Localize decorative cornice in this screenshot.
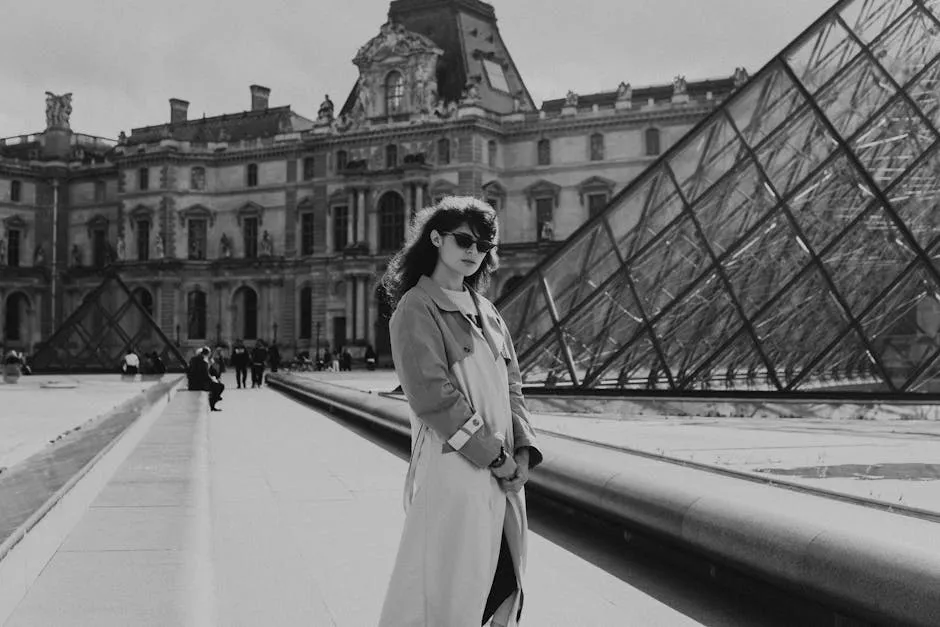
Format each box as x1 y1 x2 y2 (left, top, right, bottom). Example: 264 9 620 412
178 203 216 227
236 201 265 227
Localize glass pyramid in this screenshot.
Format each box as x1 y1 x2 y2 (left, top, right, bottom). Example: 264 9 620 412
497 0 940 394
31 272 187 373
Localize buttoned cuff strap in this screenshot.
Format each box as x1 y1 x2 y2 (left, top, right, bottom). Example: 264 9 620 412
447 413 484 450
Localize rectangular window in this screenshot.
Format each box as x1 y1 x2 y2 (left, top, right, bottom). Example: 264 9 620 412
301 212 315 256
137 220 150 261
299 287 312 339
333 205 349 251
386 145 398 169
336 150 348 172
482 59 511 93
7 229 20 267
588 193 608 218
138 168 149 191
590 134 605 161
243 216 259 258
188 219 207 260
247 164 259 187
303 157 315 181
187 291 207 340
537 139 551 166
536 198 554 241
10 180 21 203
92 228 108 268
94 180 106 202
487 141 497 167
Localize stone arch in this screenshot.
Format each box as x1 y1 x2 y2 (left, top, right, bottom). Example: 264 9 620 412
3 291 31 344
378 191 406 253
232 285 259 341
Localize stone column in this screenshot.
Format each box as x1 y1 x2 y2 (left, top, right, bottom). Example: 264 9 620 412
345 276 354 344
356 189 367 243
356 276 367 340
365 277 375 346
325 205 334 254
347 189 356 246
368 193 379 255
416 183 424 215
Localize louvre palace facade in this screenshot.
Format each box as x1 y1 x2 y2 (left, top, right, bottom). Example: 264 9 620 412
0 0 746 364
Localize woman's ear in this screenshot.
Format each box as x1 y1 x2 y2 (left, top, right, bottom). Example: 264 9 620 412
430 229 441 248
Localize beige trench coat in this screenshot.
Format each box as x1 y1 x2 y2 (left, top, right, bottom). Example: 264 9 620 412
378 276 543 627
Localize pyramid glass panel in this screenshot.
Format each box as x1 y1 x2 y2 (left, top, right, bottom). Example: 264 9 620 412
498 0 940 393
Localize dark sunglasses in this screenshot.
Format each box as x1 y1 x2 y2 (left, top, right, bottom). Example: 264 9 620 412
441 232 496 253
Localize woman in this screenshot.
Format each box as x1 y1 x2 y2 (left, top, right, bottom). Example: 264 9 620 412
378 197 543 627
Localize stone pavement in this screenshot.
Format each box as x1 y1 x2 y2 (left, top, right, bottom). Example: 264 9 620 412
3 372 794 626
0 374 166 471
294 370 940 515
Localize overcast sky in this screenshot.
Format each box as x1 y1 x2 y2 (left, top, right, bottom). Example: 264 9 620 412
0 0 826 139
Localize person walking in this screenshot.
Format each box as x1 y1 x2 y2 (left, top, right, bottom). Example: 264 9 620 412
231 341 249 388
377 197 542 627
250 340 267 387
365 344 377 371
268 343 281 373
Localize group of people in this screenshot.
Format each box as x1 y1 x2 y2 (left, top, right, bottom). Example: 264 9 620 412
186 346 225 411
229 339 279 388
121 349 166 375
306 344 377 372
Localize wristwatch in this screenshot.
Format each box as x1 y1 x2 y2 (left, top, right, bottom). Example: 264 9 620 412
489 447 508 469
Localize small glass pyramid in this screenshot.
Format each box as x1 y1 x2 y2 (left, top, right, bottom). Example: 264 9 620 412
31 272 187 373
498 0 940 393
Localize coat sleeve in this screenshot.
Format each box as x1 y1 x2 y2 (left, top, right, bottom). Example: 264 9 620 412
499 313 544 469
391 295 504 469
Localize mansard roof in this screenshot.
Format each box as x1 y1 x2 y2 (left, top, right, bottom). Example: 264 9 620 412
126 106 314 145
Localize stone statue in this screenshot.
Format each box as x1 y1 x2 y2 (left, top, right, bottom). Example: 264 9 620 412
118 131 128 144
461 81 481 105
45 92 73 130
565 90 579 107
733 67 750 88
71 243 82 267
34 244 45 265
616 82 632 102
672 75 688 96
260 230 273 256
115 235 126 261
154 234 164 259
540 220 554 241
317 95 335 122
512 95 523 113
220 233 232 258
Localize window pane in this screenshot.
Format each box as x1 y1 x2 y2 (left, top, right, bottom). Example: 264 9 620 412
7 229 20 267
334 206 349 250
438 139 450 165
536 198 554 241
244 217 258 258
137 221 150 261
303 157 315 180
188 219 207 260
301 213 315 255
300 287 312 339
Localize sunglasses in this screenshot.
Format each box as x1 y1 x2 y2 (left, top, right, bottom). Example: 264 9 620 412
441 232 496 254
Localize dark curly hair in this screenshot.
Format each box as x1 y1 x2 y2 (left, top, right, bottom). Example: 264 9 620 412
381 196 499 309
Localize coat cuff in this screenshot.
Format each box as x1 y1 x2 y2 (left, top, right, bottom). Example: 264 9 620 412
514 438 544 470
448 414 503 468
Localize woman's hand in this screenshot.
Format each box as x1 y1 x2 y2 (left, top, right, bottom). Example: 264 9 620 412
490 453 518 481
500 448 530 493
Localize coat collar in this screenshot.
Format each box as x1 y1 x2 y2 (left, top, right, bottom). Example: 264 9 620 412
417 275 478 312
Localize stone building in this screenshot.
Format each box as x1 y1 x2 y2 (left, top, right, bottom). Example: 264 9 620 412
0 0 747 364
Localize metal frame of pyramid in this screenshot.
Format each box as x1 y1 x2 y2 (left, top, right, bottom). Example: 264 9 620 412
497 0 940 395
31 270 187 373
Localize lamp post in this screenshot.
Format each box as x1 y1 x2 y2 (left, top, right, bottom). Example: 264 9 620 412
273 321 278 344
315 321 321 362
175 324 180 347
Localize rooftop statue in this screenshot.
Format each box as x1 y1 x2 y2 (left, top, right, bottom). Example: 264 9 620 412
45 91 73 130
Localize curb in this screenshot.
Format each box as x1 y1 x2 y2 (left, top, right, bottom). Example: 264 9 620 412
269 373 940 627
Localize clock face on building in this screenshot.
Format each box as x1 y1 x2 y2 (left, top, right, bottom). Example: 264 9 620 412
482 59 511 93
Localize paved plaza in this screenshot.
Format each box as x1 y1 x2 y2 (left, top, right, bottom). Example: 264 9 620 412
2 372 804 626
0 374 166 471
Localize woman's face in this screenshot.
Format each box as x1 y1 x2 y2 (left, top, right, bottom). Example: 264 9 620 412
432 223 491 280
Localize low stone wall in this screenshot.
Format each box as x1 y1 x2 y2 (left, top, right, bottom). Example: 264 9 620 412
269 372 940 627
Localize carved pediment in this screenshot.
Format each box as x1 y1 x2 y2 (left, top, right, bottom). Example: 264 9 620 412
85 213 109 237
178 204 216 227
2 214 28 234
482 180 507 197
523 179 561 209
353 21 443 69
129 204 155 224
328 189 350 205
577 176 616 205
236 201 265 227
296 196 314 210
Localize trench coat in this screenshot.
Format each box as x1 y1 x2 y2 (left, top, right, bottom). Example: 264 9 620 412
378 276 543 627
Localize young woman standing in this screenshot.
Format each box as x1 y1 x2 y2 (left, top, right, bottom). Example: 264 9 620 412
378 197 543 626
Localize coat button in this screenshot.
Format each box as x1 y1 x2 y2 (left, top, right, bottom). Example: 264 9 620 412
472 418 480 426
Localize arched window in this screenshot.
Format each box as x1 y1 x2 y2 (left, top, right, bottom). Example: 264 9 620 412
590 133 605 161
4 292 29 341
645 128 661 156
10 180 21 203
246 163 259 187
187 290 207 340
299 286 313 339
537 139 551 166
385 71 405 115
437 138 451 165
378 192 406 252
386 144 399 169
233 286 258 340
